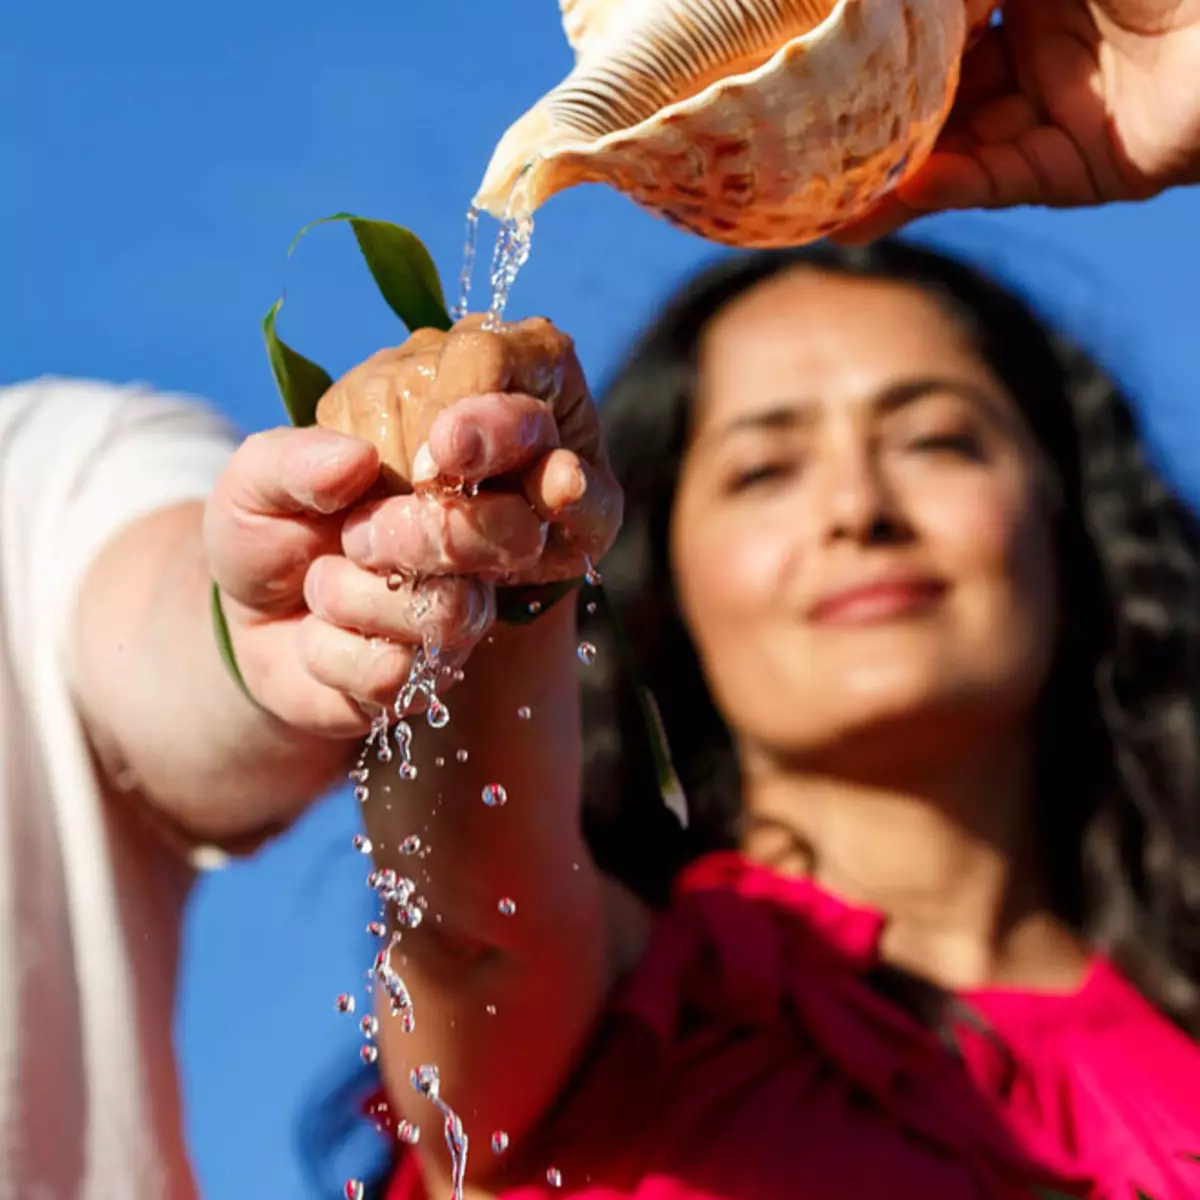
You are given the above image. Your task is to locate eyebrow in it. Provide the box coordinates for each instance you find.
[712,376,1008,441]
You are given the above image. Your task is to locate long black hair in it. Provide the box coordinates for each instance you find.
[307,239,1200,1195]
[577,238,1200,1036]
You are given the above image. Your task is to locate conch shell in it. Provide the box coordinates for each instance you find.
[475,0,999,248]
[316,315,588,493]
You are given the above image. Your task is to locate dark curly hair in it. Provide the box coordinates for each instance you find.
[577,238,1200,1037]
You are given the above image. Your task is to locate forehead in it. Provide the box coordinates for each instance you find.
[696,269,994,423]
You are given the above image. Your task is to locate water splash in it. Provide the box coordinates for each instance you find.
[411,1066,469,1200]
[482,213,534,331]
[452,206,481,322]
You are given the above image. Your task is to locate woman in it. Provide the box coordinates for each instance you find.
[299,239,1200,1200]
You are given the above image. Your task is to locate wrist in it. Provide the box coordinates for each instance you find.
[495,576,584,626]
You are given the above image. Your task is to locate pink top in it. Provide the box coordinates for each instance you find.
[377,853,1200,1200]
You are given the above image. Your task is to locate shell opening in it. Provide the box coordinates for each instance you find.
[476,0,842,218]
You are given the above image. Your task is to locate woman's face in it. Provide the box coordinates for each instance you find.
[671,269,1059,772]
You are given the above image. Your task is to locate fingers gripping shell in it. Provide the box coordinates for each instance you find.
[315,316,589,493]
[476,0,1000,248]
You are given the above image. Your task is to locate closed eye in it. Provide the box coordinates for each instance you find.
[730,462,795,491]
[909,432,986,460]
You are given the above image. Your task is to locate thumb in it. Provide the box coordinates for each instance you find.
[230,426,380,518]
[205,427,379,613]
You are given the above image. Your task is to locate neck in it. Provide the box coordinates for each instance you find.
[740,728,1089,992]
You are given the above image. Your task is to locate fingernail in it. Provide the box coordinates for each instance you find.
[552,461,587,515]
[412,443,438,485]
[342,518,375,564]
[451,424,485,472]
[301,435,353,472]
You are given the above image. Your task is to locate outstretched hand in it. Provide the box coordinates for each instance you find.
[204,318,621,737]
[836,0,1200,241]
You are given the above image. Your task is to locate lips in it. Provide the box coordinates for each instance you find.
[807,576,947,625]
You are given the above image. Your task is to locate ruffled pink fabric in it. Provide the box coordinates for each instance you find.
[379,853,1200,1200]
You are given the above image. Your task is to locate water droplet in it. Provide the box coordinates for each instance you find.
[335,993,356,1014]
[412,1064,440,1099]
[354,785,369,804]
[584,557,602,586]
[426,698,450,729]
[349,766,369,784]
[397,1119,421,1146]
[399,762,419,781]
[397,903,424,930]
[481,782,508,808]
[367,921,387,938]
[586,601,597,615]
[498,897,517,916]
[546,1167,563,1188]
[360,1044,379,1064]
[400,835,422,855]
[387,572,405,592]
[352,834,372,854]
[516,705,532,720]
[453,668,465,683]
[577,642,597,666]
[344,1180,365,1200]
[527,600,543,616]
[485,1003,497,1016]
[491,1131,510,1155]
[456,749,469,763]
[360,1015,379,1039]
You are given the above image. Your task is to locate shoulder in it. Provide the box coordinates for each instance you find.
[0,376,236,454]
[0,377,238,652]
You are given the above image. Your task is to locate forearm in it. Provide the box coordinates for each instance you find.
[368,598,619,1169]
[367,597,607,953]
[68,501,354,846]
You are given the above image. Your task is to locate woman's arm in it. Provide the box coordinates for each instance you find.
[310,322,644,1186]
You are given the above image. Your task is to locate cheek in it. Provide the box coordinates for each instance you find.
[914,474,1058,651]
[672,508,797,642]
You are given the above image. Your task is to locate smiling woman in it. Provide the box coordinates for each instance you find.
[316,238,1200,1200]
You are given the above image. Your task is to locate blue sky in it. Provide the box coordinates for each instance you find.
[3,1,1200,1195]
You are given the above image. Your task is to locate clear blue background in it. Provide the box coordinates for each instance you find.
[2,2,1199,1195]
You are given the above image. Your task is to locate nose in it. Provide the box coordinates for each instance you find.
[817,439,909,547]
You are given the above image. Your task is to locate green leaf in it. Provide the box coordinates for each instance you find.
[210,582,266,710]
[591,584,688,823]
[262,296,335,428]
[291,213,452,333]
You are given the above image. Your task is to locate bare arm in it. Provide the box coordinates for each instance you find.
[365,602,645,1181]
[67,500,356,850]
[297,319,646,1184]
